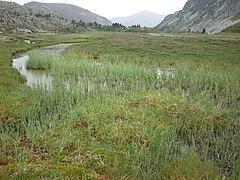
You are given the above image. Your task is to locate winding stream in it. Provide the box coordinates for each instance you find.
[12,43,175,94]
[12,44,72,90]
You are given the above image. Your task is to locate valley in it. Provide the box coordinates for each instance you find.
[0,31,239,179]
[1,0,240,179]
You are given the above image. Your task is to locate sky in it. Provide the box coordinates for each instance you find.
[4,0,188,19]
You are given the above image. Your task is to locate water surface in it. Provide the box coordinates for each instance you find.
[12,44,72,90]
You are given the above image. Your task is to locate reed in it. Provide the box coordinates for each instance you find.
[26,50,58,70]
[0,32,239,179]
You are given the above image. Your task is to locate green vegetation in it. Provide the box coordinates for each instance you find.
[231,13,240,21]
[222,22,240,33]
[35,13,51,19]
[27,50,56,70]
[0,32,240,179]
[70,20,150,32]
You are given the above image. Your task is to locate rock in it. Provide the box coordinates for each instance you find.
[16,28,32,34]
[0,28,6,32]
[24,40,31,44]
[156,0,240,34]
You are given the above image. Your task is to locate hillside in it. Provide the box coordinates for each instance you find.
[222,22,240,33]
[0,1,76,33]
[156,0,240,34]
[111,10,165,27]
[0,1,112,33]
[24,2,112,26]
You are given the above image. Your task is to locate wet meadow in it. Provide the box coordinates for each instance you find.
[0,32,240,179]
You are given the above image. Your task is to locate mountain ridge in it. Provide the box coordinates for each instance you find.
[111,10,165,27]
[156,0,240,33]
[24,2,112,26]
[0,1,111,33]
[0,1,72,33]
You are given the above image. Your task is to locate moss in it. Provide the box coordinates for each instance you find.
[162,152,220,179]
[0,32,240,178]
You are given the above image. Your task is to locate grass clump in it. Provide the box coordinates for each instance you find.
[0,32,240,179]
[162,151,219,179]
[26,50,57,70]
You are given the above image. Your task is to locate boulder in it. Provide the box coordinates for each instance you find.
[16,28,32,34]
[24,40,31,44]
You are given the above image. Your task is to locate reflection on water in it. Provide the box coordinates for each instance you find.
[148,33,177,37]
[12,44,72,90]
[41,44,72,54]
[12,43,176,94]
[12,54,53,90]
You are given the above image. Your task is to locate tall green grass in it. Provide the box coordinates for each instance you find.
[0,32,239,179]
[27,50,58,70]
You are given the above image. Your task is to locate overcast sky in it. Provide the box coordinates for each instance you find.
[4,0,188,19]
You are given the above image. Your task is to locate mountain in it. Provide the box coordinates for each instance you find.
[0,1,111,33]
[111,10,165,27]
[0,1,75,33]
[222,22,240,33]
[156,0,240,34]
[24,2,112,26]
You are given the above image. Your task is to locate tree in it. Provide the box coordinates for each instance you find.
[93,21,98,27]
[71,20,76,26]
[202,28,206,34]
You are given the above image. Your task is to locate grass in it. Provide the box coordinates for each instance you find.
[26,50,56,70]
[222,22,240,33]
[0,32,240,179]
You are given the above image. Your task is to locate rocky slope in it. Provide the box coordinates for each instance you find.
[156,0,240,33]
[111,10,165,27]
[24,2,112,26]
[222,22,240,33]
[0,1,79,33]
[0,1,111,33]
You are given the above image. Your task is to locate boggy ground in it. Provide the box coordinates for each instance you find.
[0,32,240,179]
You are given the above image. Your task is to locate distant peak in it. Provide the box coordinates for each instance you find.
[111,10,165,28]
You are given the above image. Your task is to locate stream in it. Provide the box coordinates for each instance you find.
[12,43,175,94]
[12,44,72,90]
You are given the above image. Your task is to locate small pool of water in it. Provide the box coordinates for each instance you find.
[148,33,177,37]
[12,44,72,90]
